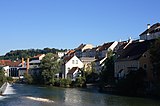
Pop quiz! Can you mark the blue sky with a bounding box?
[0,0,160,55]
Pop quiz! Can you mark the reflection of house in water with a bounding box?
[64,89,82,105]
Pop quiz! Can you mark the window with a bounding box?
[76,60,78,64]
[72,60,74,64]
[68,67,70,70]
[143,54,147,57]
[144,64,147,69]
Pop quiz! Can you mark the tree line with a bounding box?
[0,48,66,60]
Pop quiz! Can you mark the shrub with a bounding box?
[75,77,86,87]
[24,73,33,84]
[7,77,13,83]
[59,78,71,88]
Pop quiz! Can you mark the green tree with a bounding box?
[40,53,61,85]
[0,67,6,86]
[150,38,160,96]
[117,68,146,96]
[150,38,160,81]
[99,50,115,89]
[24,73,33,84]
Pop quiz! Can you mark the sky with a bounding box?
[0,0,160,55]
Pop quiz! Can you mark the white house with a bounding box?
[62,55,84,79]
[140,23,160,40]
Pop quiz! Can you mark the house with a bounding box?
[140,23,160,40]
[94,57,107,73]
[82,46,99,57]
[62,55,84,79]
[28,54,45,76]
[114,40,154,82]
[57,51,67,58]
[29,54,45,68]
[80,57,96,72]
[98,41,118,59]
[67,67,82,81]
[75,44,94,58]
[0,60,22,78]
[91,41,118,73]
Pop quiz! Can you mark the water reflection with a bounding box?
[0,84,160,106]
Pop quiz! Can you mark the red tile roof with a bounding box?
[66,50,75,55]
[0,60,21,67]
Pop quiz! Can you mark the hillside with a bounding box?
[0,48,66,60]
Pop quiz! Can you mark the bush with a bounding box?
[59,78,71,88]
[7,77,13,83]
[0,70,6,86]
[24,73,33,84]
[75,77,86,87]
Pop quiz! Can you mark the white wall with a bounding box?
[3,66,10,77]
[65,56,84,78]
[140,32,160,40]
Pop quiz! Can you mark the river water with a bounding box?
[0,83,160,106]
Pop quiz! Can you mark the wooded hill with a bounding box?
[0,48,66,60]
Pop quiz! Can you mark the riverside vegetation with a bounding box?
[3,38,160,98]
[23,53,86,88]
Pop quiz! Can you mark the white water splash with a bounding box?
[25,96,54,103]
[3,83,16,95]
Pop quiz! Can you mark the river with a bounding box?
[0,83,160,106]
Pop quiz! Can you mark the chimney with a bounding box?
[21,58,24,67]
[26,58,30,74]
[128,37,132,43]
[147,24,151,29]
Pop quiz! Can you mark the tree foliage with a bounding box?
[100,53,115,86]
[40,53,61,85]
[150,38,160,96]
[0,67,6,86]
[0,48,66,60]
[150,38,160,80]
[117,68,146,96]
[24,73,33,84]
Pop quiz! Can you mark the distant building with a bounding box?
[57,52,67,58]
[80,57,96,72]
[97,41,118,59]
[29,54,45,69]
[140,23,160,40]
[75,44,94,58]
[29,54,45,76]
